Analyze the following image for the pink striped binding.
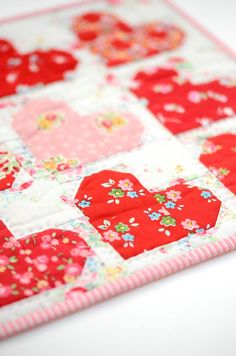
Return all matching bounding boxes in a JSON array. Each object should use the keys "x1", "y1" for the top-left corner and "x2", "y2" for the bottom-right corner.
[
  {"x1": 1, "y1": 235, "x2": 236, "y2": 339},
  {"x1": 0, "y1": 0, "x2": 236, "y2": 339}
]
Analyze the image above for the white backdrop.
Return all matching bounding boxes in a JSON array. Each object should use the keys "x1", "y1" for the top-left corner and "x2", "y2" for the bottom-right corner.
[{"x1": 1, "y1": 1, "x2": 236, "y2": 355}]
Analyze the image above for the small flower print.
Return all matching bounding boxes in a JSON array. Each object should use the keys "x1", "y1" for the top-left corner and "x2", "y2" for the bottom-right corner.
[
  {"x1": 115, "y1": 222, "x2": 129, "y2": 233},
  {"x1": 127, "y1": 191, "x2": 139, "y2": 198},
  {"x1": 158, "y1": 206, "x2": 170, "y2": 216},
  {"x1": 64, "y1": 263, "x2": 82, "y2": 276},
  {"x1": 166, "y1": 190, "x2": 181, "y2": 202},
  {"x1": 96, "y1": 112, "x2": 127, "y2": 133},
  {"x1": 0, "y1": 285, "x2": 12, "y2": 298},
  {"x1": 108, "y1": 188, "x2": 125, "y2": 198},
  {"x1": 181, "y1": 218, "x2": 199, "y2": 231},
  {"x1": 201, "y1": 191, "x2": 212, "y2": 199},
  {"x1": 196, "y1": 228, "x2": 205, "y2": 235},
  {"x1": 154, "y1": 193, "x2": 166, "y2": 203},
  {"x1": 165, "y1": 201, "x2": 176, "y2": 209},
  {"x1": 24, "y1": 289, "x2": 34, "y2": 297},
  {"x1": 118, "y1": 179, "x2": 134, "y2": 191},
  {"x1": 153, "y1": 84, "x2": 173, "y2": 94},
  {"x1": 160, "y1": 216, "x2": 176, "y2": 227},
  {"x1": 148, "y1": 212, "x2": 161, "y2": 221},
  {"x1": 103, "y1": 266, "x2": 123, "y2": 281},
  {"x1": 78, "y1": 199, "x2": 91, "y2": 208},
  {"x1": 122, "y1": 233, "x2": 135, "y2": 248},
  {"x1": 0, "y1": 255, "x2": 9, "y2": 267},
  {"x1": 43, "y1": 156, "x2": 79, "y2": 174},
  {"x1": 3, "y1": 237, "x2": 20, "y2": 250},
  {"x1": 37, "y1": 280, "x2": 49, "y2": 290},
  {"x1": 0, "y1": 225, "x2": 90, "y2": 307},
  {"x1": 202, "y1": 140, "x2": 222, "y2": 155},
  {"x1": 0, "y1": 152, "x2": 20, "y2": 185},
  {"x1": 122, "y1": 233, "x2": 135, "y2": 242},
  {"x1": 37, "y1": 111, "x2": 64, "y2": 131},
  {"x1": 35, "y1": 255, "x2": 49, "y2": 264},
  {"x1": 103, "y1": 230, "x2": 120, "y2": 242},
  {"x1": 14, "y1": 272, "x2": 33, "y2": 285},
  {"x1": 40, "y1": 234, "x2": 59, "y2": 249},
  {"x1": 187, "y1": 90, "x2": 204, "y2": 103}
]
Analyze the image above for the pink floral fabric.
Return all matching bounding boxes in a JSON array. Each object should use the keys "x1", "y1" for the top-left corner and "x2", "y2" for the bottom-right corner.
[{"x1": 13, "y1": 99, "x2": 144, "y2": 168}]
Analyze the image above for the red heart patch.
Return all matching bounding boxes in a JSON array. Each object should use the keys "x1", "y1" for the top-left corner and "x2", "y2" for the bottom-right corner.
[
  {"x1": 72, "y1": 12, "x2": 184, "y2": 66},
  {"x1": 0, "y1": 152, "x2": 21, "y2": 191},
  {"x1": 75, "y1": 170, "x2": 221, "y2": 259},
  {"x1": 200, "y1": 133, "x2": 236, "y2": 195},
  {"x1": 0, "y1": 221, "x2": 91, "y2": 307},
  {"x1": 131, "y1": 67, "x2": 236, "y2": 134},
  {"x1": 0, "y1": 39, "x2": 78, "y2": 98},
  {"x1": 72, "y1": 12, "x2": 133, "y2": 43}
]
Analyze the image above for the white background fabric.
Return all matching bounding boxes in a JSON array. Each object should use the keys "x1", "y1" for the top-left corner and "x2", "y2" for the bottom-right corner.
[{"x1": 1, "y1": 1, "x2": 236, "y2": 355}]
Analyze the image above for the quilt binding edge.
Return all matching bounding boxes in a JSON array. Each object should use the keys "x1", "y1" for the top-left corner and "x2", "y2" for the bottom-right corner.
[{"x1": 0, "y1": 0, "x2": 236, "y2": 339}]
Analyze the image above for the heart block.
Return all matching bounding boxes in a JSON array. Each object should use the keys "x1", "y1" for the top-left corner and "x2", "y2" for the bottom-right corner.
[
  {"x1": 13, "y1": 99, "x2": 144, "y2": 168},
  {"x1": 0, "y1": 38, "x2": 78, "y2": 98},
  {"x1": 0, "y1": 221, "x2": 91, "y2": 307},
  {"x1": 0, "y1": 151, "x2": 21, "y2": 191},
  {"x1": 75, "y1": 170, "x2": 221, "y2": 259},
  {"x1": 72, "y1": 12, "x2": 184, "y2": 66},
  {"x1": 200, "y1": 133, "x2": 236, "y2": 195},
  {"x1": 131, "y1": 67, "x2": 236, "y2": 134}
]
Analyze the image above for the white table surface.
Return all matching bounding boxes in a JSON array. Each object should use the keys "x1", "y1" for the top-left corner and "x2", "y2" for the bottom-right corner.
[{"x1": 1, "y1": 1, "x2": 236, "y2": 355}]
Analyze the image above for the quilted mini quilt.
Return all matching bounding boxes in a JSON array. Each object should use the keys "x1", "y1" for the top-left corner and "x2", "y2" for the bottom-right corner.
[{"x1": 0, "y1": 0, "x2": 236, "y2": 339}]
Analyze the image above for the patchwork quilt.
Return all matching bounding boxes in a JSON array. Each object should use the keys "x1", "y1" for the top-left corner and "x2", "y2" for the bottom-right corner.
[{"x1": 0, "y1": 0, "x2": 236, "y2": 339}]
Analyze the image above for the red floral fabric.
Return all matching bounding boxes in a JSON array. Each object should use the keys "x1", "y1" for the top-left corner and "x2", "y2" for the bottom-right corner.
[
  {"x1": 72, "y1": 12, "x2": 133, "y2": 43},
  {"x1": 131, "y1": 67, "x2": 236, "y2": 134},
  {"x1": 73, "y1": 12, "x2": 184, "y2": 66},
  {"x1": 0, "y1": 152, "x2": 21, "y2": 191},
  {"x1": 200, "y1": 133, "x2": 236, "y2": 195},
  {"x1": 75, "y1": 170, "x2": 221, "y2": 259},
  {"x1": 0, "y1": 222, "x2": 91, "y2": 307},
  {"x1": 0, "y1": 39, "x2": 78, "y2": 98}
]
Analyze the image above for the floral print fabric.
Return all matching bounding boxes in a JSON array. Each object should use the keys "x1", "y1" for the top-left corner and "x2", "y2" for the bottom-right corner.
[
  {"x1": 0, "y1": 221, "x2": 91, "y2": 307},
  {"x1": 75, "y1": 170, "x2": 221, "y2": 259},
  {"x1": 13, "y1": 99, "x2": 144, "y2": 168},
  {"x1": 73, "y1": 12, "x2": 184, "y2": 66},
  {"x1": 0, "y1": 0, "x2": 236, "y2": 334},
  {"x1": 0, "y1": 38, "x2": 78, "y2": 98},
  {"x1": 131, "y1": 67, "x2": 236, "y2": 134},
  {"x1": 200, "y1": 134, "x2": 236, "y2": 195},
  {"x1": 0, "y1": 152, "x2": 21, "y2": 191}
]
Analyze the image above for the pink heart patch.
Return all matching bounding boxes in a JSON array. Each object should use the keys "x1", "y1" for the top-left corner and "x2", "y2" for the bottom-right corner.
[{"x1": 13, "y1": 99, "x2": 144, "y2": 170}]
